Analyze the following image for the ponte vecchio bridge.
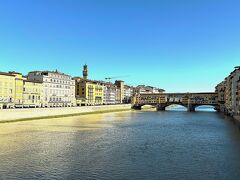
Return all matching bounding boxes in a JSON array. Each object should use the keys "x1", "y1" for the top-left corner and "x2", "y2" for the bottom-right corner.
[{"x1": 132, "y1": 92, "x2": 218, "y2": 112}]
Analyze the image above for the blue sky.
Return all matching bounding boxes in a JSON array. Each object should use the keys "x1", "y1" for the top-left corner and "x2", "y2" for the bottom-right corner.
[{"x1": 0, "y1": 0, "x2": 239, "y2": 92}]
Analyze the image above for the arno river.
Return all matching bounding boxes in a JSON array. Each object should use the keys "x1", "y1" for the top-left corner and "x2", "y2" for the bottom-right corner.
[{"x1": 1, "y1": 107, "x2": 240, "y2": 179}]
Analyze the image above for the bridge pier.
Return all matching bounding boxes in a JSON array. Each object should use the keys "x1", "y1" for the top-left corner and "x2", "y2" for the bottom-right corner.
[
  {"x1": 188, "y1": 105, "x2": 195, "y2": 112},
  {"x1": 132, "y1": 105, "x2": 142, "y2": 110},
  {"x1": 157, "y1": 107, "x2": 165, "y2": 111},
  {"x1": 157, "y1": 104, "x2": 166, "y2": 111}
]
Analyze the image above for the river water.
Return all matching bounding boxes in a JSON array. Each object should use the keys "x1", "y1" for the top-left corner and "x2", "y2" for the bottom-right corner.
[{"x1": 0, "y1": 107, "x2": 240, "y2": 179}]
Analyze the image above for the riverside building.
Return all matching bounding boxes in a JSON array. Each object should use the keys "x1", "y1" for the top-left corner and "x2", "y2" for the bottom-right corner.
[
  {"x1": 231, "y1": 68, "x2": 240, "y2": 114},
  {"x1": 215, "y1": 81, "x2": 226, "y2": 113},
  {"x1": 74, "y1": 65, "x2": 104, "y2": 106},
  {"x1": 225, "y1": 76, "x2": 232, "y2": 114},
  {"x1": 216, "y1": 66, "x2": 240, "y2": 116},
  {"x1": 134, "y1": 85, "x2": 165, "y2": 94},
  {"x1": 103, "y1": 83, "x2": 117, "y2": 105},
  {"x1": 225, "y1": 68, "x2": 240, "y2": 115},
  {"x1": 0, "y1": 72, "x2": 19, "y2": 109},
  {"x1": 237, "y1": 80, "x2": 240, "y2": 115},
  {"x1": 74, "y1": 65, "x2": 127, "y2": 106},
  {"x1": 123, "y1": 85, "x2": 134, "y2": 103},
  {"x1": 28, "y1": 70, "x2": 76, "y2": 107},
  {"x1": 0, "y1": 72, "x2": 24, "y2": 108},
  {"x1": 23, "y1": 79, "x2": 43, "y2": 108},
  {"x1": 0, "y1": 71, "x2": 44, "y2": 109},
  {"x1": 11, "y1": 72, "x2": 24, "y2": 107},
  {"x1": 74, "y1": 78, "x2": 104, "y2": 106},
  {"x1": 115, "y1": 80, "x2": 124, "y2": 104}
]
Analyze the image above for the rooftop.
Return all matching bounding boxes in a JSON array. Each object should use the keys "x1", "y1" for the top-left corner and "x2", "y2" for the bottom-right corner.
[
  {"x1": 23, "y1": 79, "x2": 42, "y2": 83},
  {"x1": 0, "y1": 71, "x2": 16, "y2": 77},
  {"x1": 29, "y1": 70, "x2": 72, "y2": 77}
]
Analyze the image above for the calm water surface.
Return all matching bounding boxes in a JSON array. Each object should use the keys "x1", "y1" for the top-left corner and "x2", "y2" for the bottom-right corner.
[{"x1": 0, "y1": 107, "x2": 240, "y2": 179}]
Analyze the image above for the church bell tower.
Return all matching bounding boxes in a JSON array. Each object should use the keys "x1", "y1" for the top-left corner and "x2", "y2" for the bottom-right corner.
[{"x1": 83, "y1": 64, "x2": 88, "y2": 80}]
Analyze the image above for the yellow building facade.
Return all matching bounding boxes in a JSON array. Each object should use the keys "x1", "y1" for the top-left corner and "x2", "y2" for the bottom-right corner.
[
  {"x1": 0, "y1": 71, "x2": 43, "y2": 109},
  {"x1": 0, "y1": 72, "x2": 16, "y2": 109},
  {"x1": 13, "y1": 73, "x2": 24, "y2": 106},
  {"x1": 75, "y1": 78, "x2": 104, "y2": 106},
  {"x1": 23, "y1": 80, "x2": 43, "y2": 107}
]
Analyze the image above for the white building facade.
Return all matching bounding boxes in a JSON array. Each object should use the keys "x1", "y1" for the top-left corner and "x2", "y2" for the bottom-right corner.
[
  {"x1": 123, "y1": 85, "x2": 134, "y2": 103},
  {"x1": 28, "y1": 71, "x2": 76, "y2": 107},
  {"x1": 135, "y1": 85, "x2": 165, "y2": 94},
  {"x1": 103, "y1": 84, "x2": 117, "y2": 105}
]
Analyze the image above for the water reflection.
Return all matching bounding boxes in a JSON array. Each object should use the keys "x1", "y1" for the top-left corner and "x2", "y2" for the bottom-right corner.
[{"x1": 0, "y1": 111, "x2": 240, "y2": 179}]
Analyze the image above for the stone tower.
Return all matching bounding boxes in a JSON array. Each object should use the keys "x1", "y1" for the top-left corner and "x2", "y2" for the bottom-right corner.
[
  {"x1": 115, "y1": 80, "x2": 124, "y2": 103},
  {"x1": 83, "y1": 64, "x2": 88, "y2": 80}
]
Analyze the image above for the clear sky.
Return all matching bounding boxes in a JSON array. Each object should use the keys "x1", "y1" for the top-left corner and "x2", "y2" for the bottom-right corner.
[{"x1": 0, "y1": 0, "x2": 239, "y2": 92}]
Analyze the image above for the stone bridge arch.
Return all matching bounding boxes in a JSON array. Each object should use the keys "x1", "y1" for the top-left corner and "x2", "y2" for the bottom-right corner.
[
  {"x1": 192, "y1": 104, "x2": 218, "y2": 111},
  {"x1": 132, "y1": 103, "x2": 158, "y2": 110},
  {"x1": 132, "y1": 92, "x2": 218, "y2": 112},
  {"x1": 156, "y1": 102, "x2": 188, "y2": 111}
]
